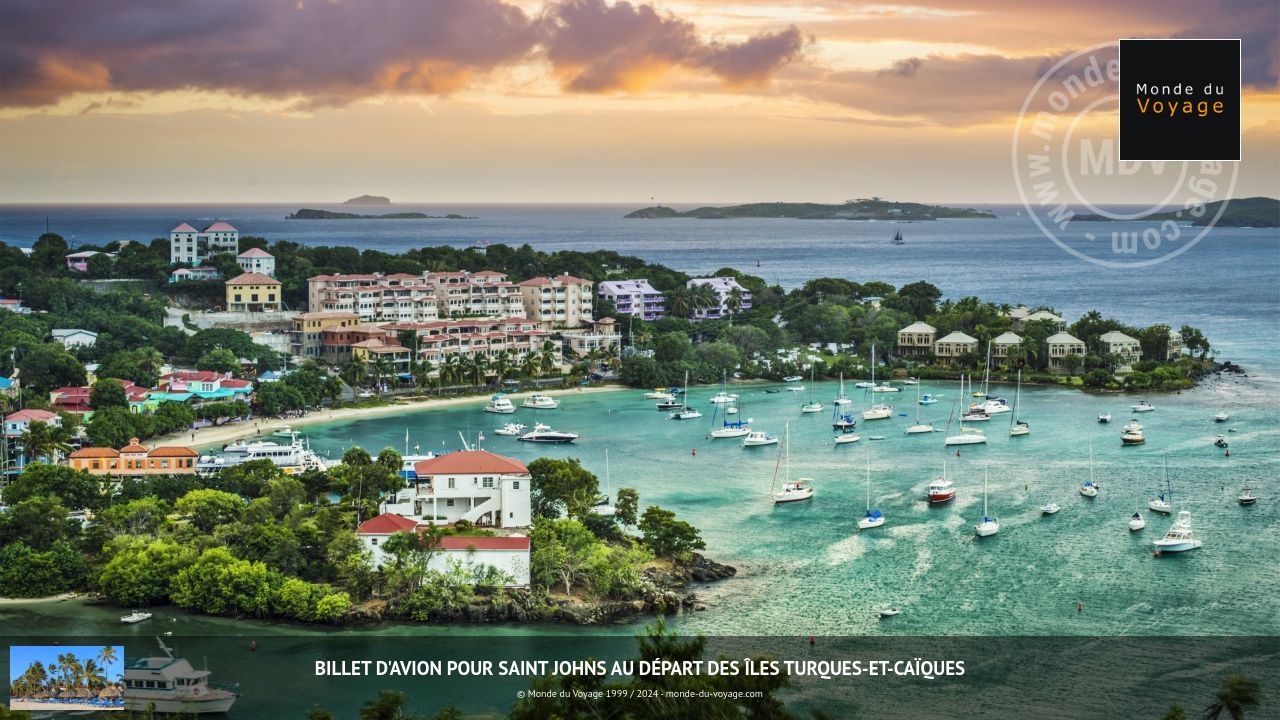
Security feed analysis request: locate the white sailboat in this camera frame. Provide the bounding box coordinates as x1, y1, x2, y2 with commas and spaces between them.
975, 466, 999, 537
669, 371, 702, 420
1008, 369, 1029, 436
771, 421, 814, 503
708, 396, 751, 438
944, 375, 986, 446
862, 343, 894, 420
709, 370, 739, 404
1149, 456, 1174, 513
1080, 439, 1098, 497
834, 373, 852, 406
1129, 512, 1145, 531
800, 365, 824, 413
973, 342, 991, 398
905, 381, 933, 434
857, 449, 885, 529
592, 449, 617, 516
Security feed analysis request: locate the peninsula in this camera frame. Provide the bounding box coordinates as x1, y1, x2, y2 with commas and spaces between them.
625, 199, 994, 220
1073, 197, 1278, 227
287, 208, 475, 220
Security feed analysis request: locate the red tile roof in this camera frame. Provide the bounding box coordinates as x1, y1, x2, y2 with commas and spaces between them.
171, 223, 197, 233
438, 536, 530, 551
70, 447, 119, 459
204, 221, 237, 232
6, 409, 59, 423
237, 248, 272, 258
413, 450, 529, 477
357, 513, 421, 535
226, 272, 281, 286
149, 446, 199, 458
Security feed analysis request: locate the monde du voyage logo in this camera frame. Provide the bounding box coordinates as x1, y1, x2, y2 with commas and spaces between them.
1013, 40, 1241, 269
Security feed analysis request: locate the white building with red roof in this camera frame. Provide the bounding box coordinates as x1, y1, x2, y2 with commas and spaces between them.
236, 247, 275, 277
4, 408, 62, 438
170, 221, 240, 265
356, 512, 531, 586
380, 450, 532, 529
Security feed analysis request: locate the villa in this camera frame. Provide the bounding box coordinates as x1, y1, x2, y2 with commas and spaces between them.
4, 409, 62, 437
168, 266, 221, 283
1167, 329, 1184, 360
152, 370, 253, 403
51, 380, 150, 415
561, 317, 622, 358
68, 438, 198, 477
991, 331, 1024, 359
896, 321, 937, 357
1046, 332, 1087, 372
225, 272, 282, 313
934, 330, 979, 359
236, 248, 276, 277
1015, 310, 1066, 332
356, 513, 531, 587
170, 221, 239, 266
380, 450, 532, 528
686, 277, 752, 321
598, 279, 665, 321
1099, 330, 1143, 367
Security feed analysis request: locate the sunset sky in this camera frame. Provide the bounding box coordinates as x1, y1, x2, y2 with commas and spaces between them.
1, 0, 1276, 204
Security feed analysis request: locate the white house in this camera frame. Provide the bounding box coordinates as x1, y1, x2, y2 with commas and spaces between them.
561, 317, 622, 358
52, 328, 98, 349
236, 248, 276, 277
1166, 329, 1184, 360
686, 277, 752, 320
170, 221, 239, 265
934, 331, 979, 359
1046, 332, 1087, 371
1016, 310, 1066, 332
1099, 331, 1143, 366
991, 331, 1023, 358
356, 513, 531, 587
381, 450, 532, 528
4, 409, 62, 438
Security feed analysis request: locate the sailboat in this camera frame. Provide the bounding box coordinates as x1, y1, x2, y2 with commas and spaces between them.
833, 373, 852, 406
1008, 369, 1029, 436
592, 449, 617, 516
800, 365, 824, 413
707, 397, 751, 439
669, 371, 702, 420
862, 344, 894, 420
891, 230, 905, 245
975, 466, 999, 537
1148, 456, 1174, 513
905, 381, 934, 434
857, 450, 885, 529
1129, 512, 1145, 531
771, 421, 814, 503
1080, 439, 1099, 497
709, 370, 738, 405
972, 342, 991, 398
944, 375, 987, 446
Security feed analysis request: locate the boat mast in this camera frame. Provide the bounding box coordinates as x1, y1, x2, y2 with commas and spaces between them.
982, 466, 989, 519
1089, 438, 1095, 484
865, 448, 871, 511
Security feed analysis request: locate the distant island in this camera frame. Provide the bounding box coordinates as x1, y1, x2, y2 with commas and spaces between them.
342, 194, 392, 206
1073, 197, 1278, 227
287, 208, 476, 220
625, 199, 995, 221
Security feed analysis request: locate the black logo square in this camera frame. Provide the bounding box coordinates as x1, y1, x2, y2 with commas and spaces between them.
1119, 39, 1240, 161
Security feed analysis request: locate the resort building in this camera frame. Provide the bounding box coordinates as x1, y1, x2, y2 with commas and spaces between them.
686, 277, 752, 320
1167, 330, 1184, 360
4, 409, 62, 438
349, 338, 413, 376
991, 332, 1024, 359
598, 279, 665, 321
934, 331, 979, 359
307, 273, 441, 324
67, 439, 198, 477
51, 328, 98, 349
168, 267, 221, 283
518, 275, 594, 328
170, 221, 239, 266
561, 317, 622, 358
356, 513, 530, 587
236, 248, 276, 277
380, 450, 532, 528
1099, 331, 1143, 366
1046, 332, 1087, 371
382, 317, 561, 376
431, 270, 525, 318
65, 250, 112, 272
290, 311, 361, 359
896, 322, 937, 357
225, 272, 282, 312
1015, 310, 1066, 332
319, 323, 399, 365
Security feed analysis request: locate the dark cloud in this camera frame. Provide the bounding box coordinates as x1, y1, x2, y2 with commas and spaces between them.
0, 0, 803, 107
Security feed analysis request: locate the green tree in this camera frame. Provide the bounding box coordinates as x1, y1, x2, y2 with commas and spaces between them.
85, 406, 137, 448
97, 538, 196, 606
32, 232, 70, 273
528, 457, 600, 520
18, 344, 86, 393
197, 347, 240, 375
614, 487, 640, 530
175, 488, 245, 532
89, 378, 129, 409
1204, 675, 1261, 720
639, 505, 705, 559
652, 331, 692, 365
3, 463, 102, 511
528, 517, 605, 596
0, 540, 86, 598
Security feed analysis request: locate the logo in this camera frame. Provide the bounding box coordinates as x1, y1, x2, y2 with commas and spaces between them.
1013, 42, 1238, 268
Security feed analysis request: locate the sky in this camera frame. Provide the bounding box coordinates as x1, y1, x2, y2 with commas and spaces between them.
0, 0, 1276, 204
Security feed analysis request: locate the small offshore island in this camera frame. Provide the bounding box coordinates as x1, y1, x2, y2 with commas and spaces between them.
1074, 196, 1279, 227
625, 198, 995, 220
287, 208, 475, 220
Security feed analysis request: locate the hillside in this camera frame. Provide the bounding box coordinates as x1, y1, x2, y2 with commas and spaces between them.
625, 199, 994, 221
1074, 197, 1278, 227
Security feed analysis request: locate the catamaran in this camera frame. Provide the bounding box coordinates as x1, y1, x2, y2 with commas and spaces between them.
771, 421, 814, 503
905, 381, 934, 434
857, 449, 885, 529
975, 466, 999, 537
1153, 511, 1202, 553
1008, 369, 1029, 436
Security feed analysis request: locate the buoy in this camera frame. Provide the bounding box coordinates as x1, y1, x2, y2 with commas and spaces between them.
809, 636, 816, 647
249, 640, 257, 652
956, 449, 961, 457
1225, 449, 1230, 457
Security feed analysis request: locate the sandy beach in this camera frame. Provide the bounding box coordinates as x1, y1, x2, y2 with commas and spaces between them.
0, 592, 80, 605
9, 700, 122, 711
152, 384, 628, 450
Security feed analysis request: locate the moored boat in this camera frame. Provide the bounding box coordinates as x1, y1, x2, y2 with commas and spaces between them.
1152, 511, 1202, 553
1129, 512, 1146, 531
120, 610, 152, 624
483, 394, 516, 414
522, 394, 559, 409
517, 423, 578, 443
123, 638, 239, 714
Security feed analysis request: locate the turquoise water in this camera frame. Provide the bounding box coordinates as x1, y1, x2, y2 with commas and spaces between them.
295, 376, 1278, 637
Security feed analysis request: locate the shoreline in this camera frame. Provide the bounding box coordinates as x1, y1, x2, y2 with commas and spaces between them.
153, 384, 629, 449
0, 592, 80, 605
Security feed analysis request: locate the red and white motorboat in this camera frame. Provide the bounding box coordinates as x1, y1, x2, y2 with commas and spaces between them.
928, 474, 956, 503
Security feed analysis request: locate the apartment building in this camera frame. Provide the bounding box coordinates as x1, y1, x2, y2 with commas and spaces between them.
307, 273, 440, 323
517, 274, 594, 328
598, 279, 665, 321
290, 311, 361, 358
225, 273, 282, 312
170, 221, 239, 265
687, 277, 752, 320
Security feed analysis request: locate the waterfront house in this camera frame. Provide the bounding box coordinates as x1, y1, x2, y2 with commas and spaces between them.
991, 331, 1024, 359
168, 266, 221, 283
518, 275, 594, 328
349, 338, 413, 376
1046, 332, 1087, 372
68, 438, 198, 478
561, 317, 622, 358
380, 450, 532, 528
51, 328, 98, 349
236, 248, 276, 277
1015, 310, 1066, 332
357, 513, 530, 587
170, 221, 239, 266
934, 331, 979, 360
152, 370, 253, 403
686, 277, 752, 320
598, 279, 665, 321
1099, 330, 1143, 367
1166, 329, 1184, 360
225, 272, 282, 312
896, 321, 937, 357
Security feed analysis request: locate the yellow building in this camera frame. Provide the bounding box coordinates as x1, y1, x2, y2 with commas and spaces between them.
226, 272, 282, 312
68, 438, 198, 477
290, 311, 360, 358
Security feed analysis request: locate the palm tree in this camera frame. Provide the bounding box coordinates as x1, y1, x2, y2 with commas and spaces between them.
97, 646, 117, 669
373, 355, 394, 393
470, 353, 489, 387
1204, 675, 1261, 720
81, 659, 107, 691
725, 287, 744, 318
20, 421, 72, 463
490, 349, 513, 384
665, 287, 693, 319
688, 283, 719, 318
340, 358, 368, 388
539, 341, 559, 377
519, 350, 539, 379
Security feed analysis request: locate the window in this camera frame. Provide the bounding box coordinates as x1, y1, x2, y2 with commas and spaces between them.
446, 499, 454, 507
234, 294, 242, 302
371, 538, 378, 546
512, 481, 520, 490
482, 477, 494, 488
447, 478, 456, 489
